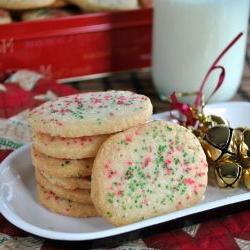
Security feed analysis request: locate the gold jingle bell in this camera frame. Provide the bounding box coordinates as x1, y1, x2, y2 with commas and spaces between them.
195, 114, 229, 137
239, 129, 250, 189
235, 127, 246, 133
215, 158, 243, 188
202, 126, 241, 162
205, 114, 229, 128
243, 169, 250, 189
239, 129, 250, 167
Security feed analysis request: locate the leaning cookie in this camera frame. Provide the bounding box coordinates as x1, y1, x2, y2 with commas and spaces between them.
28, 91, 152, 137
22, 8, 72, 21
36, 170, 92, 204
37, 185, 98, 217
91, 120, 208, 226
31, 147, 93, 178
40, 170, 91, 190
0, 0, 55, 10
0, 9, 12, 24
33, 132, 109, 159
68, 0, 138, 12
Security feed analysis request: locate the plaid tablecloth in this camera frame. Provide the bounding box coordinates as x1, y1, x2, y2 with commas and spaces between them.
1, 76, 250, 250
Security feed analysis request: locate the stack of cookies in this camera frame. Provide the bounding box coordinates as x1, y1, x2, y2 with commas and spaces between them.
31, 134, 107, 217
28, 90, 153, 218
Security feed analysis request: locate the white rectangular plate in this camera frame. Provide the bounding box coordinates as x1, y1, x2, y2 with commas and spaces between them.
0, 102, 249, 241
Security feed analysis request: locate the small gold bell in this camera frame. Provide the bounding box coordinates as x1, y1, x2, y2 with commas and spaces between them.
202, 126, 240, 162
206, 115, 229, 128
201, 139, 222, 163
195, 114, 229, 136
235, 127, 246, 133
238, 129, 250, 189
239, 129, 250, 167
215, 159, 243, 188
243, 168, 250, 189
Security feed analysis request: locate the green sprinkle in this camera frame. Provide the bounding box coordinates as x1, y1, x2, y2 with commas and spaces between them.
166, 126, 173, 131
106, 211, 112, 217
174, 158, 180, 165
107, 192, 115, 204
119, 139, 128, 145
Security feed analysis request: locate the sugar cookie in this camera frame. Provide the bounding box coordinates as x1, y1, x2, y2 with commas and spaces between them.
22, 8, 72, 21
31, 147, 93, 178
91, 120, 208, 226
40, 170, 91, 190
33, 132, 108, 159
36, 170, 92, 204
37, 185, 98, 218
68, 0, 138, 12
0, 0, 55, 10
28, 91, 153, 137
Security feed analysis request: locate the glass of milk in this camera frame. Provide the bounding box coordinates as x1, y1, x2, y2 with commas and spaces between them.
152, 0, 250, 102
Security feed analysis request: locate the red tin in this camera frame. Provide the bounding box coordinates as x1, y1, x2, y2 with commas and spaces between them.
0, 8, 152, 81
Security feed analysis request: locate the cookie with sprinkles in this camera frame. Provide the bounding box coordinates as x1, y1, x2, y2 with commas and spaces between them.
36, 170, 92, 204
33, 132, 109, 159
68, 0, 138, 12
31, 147, 93, 178
21, 8, 72, 21
0, 0, 55, 10
28, 91, 153, 137
40, 170, 91, 190
91, 120, 208, 226
37, 185, 98, 218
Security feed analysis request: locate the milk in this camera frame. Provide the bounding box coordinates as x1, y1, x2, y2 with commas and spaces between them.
152, 0, 250, 102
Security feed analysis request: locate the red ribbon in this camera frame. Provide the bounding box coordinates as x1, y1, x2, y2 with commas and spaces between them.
170, 92, 195, 126
195, 32, 243, 107
170, 32, 244, 126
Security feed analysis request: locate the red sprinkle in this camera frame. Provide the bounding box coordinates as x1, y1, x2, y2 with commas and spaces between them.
142, 157, 151, 168
116, 190, 123, 197
184, 178, 195, 185
166, 167, 172, 175
125, 135, 133, 143
165, 159, 172, 165
135, 129, 140, 136
127, 161, 133, 166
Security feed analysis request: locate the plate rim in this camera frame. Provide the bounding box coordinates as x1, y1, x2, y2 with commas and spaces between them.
1, 102, 250, 241
204, 101, 250, 110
